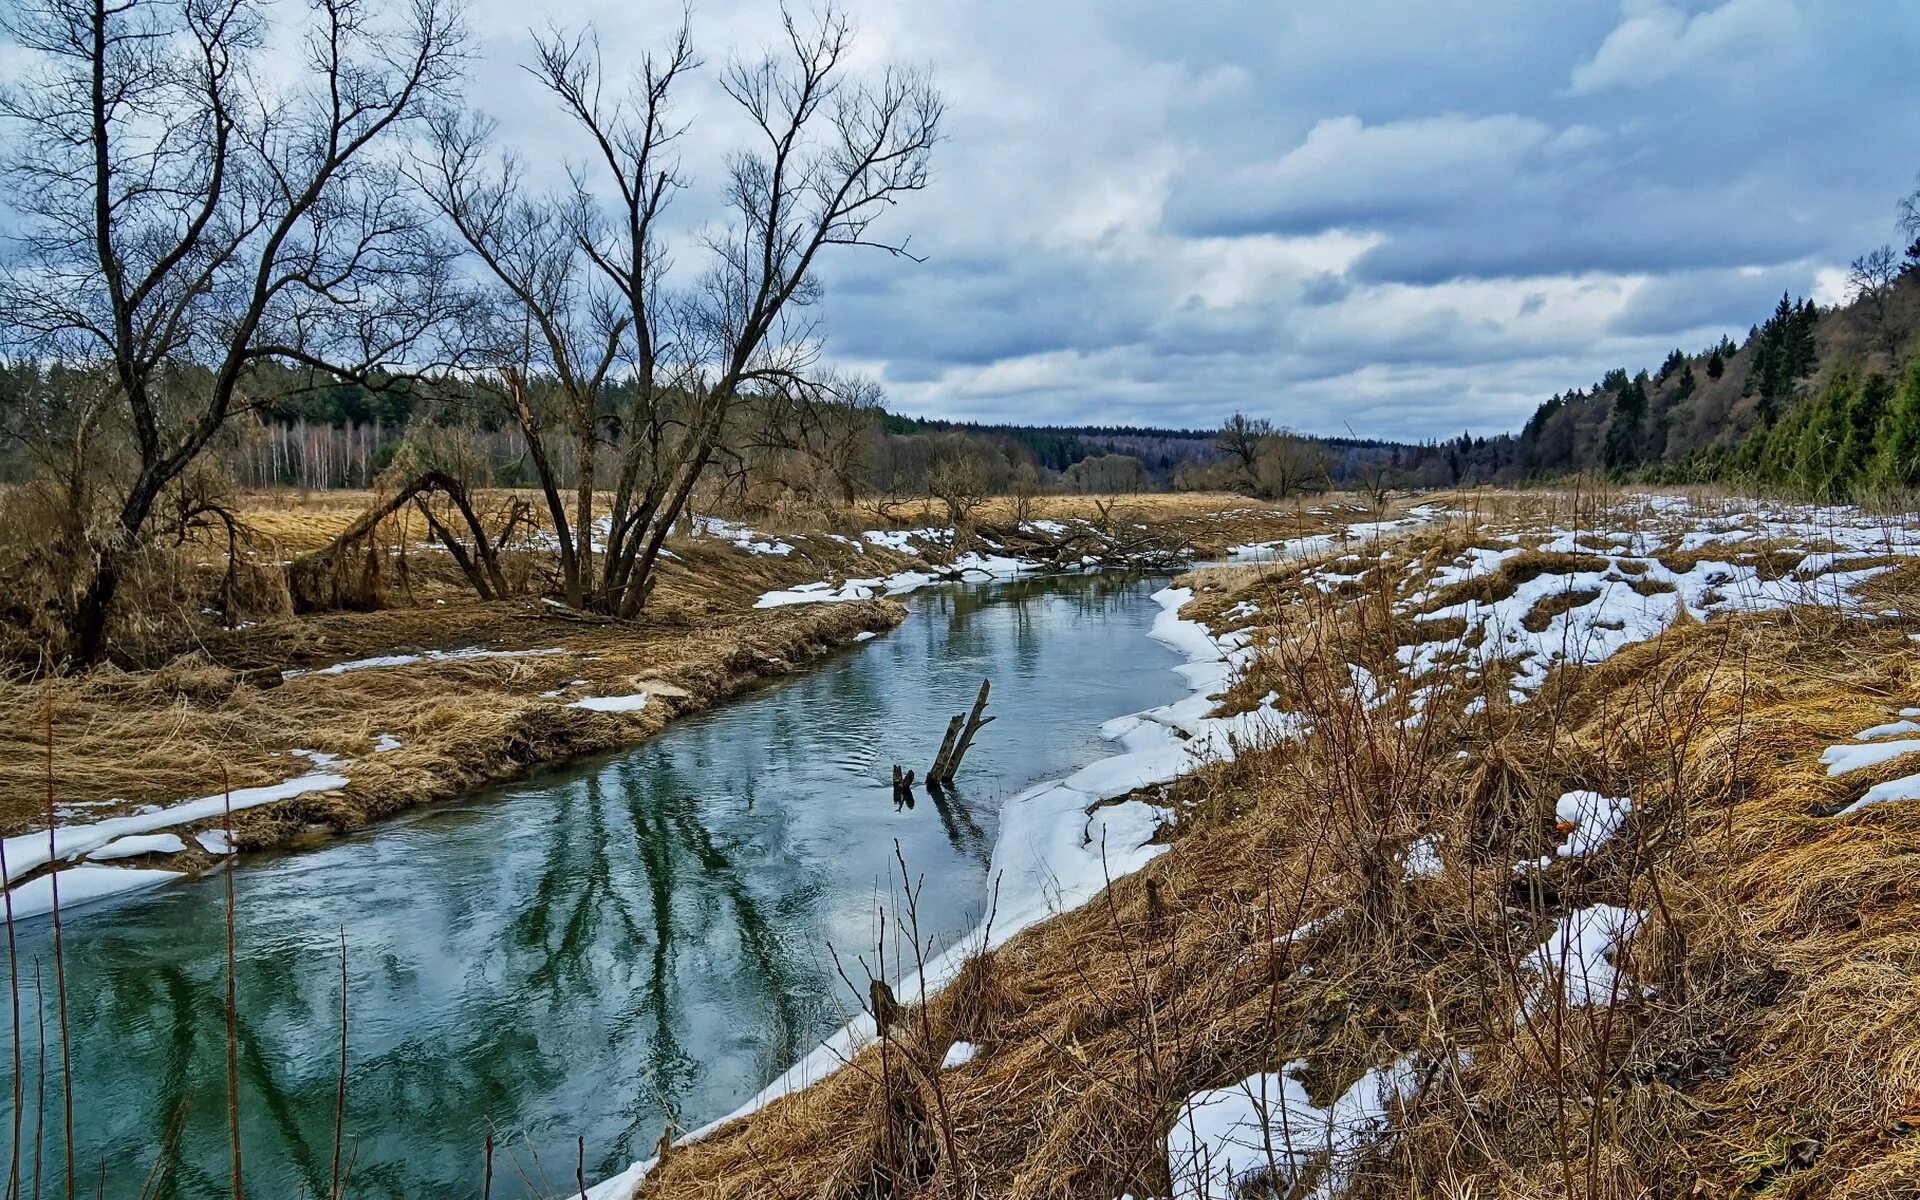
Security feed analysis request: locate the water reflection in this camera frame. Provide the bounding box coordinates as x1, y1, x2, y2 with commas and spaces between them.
2, 572, 1185, 1198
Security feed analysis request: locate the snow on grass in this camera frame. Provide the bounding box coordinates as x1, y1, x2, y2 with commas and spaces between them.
692, 515, 794, 556
1821, 738, 1920, 777
569, 693, 650, 714
5, 867, 184, 921
1, 765, 349, 881
1168, 1057, 1423, 1200
853, 630, 878, 642
372, 733, 403, 752
196, 830, 232, 855
1376, 494, 1920, 700
284, 646, 562, 678
863, 528, 945, 552
1522, 904, 1644, 1015
1838, 771, 1920, 815
1855, 719, 1920, 740
85, 834, 186, 861
1402, 835, 1443, 880
1553, 790, 1632, 858
754, 543, 1040, 609
941, 1041, 979, 1069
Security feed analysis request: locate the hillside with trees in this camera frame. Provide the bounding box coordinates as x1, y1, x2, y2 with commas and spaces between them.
1515, 188, 1920, 497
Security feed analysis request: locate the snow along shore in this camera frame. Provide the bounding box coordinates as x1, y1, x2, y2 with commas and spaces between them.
1, 758, 349, 920
585, 582, 1302, 1198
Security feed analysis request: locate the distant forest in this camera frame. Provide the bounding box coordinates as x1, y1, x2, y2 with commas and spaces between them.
21, 230, 1914, 503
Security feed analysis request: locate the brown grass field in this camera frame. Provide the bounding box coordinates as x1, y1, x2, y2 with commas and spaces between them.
620, 488, 1920, 1200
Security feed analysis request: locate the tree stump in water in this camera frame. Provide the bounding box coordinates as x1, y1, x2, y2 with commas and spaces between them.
928, 679, 994, 787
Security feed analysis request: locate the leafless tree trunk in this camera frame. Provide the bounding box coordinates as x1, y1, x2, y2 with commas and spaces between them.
0, 0, 466, 663
429, 6, 940, 618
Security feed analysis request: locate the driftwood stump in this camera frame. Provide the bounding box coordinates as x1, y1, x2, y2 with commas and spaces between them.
928, 679, 994, 787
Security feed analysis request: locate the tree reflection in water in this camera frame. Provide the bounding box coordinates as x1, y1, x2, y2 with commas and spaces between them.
1, 571, 1187, 1198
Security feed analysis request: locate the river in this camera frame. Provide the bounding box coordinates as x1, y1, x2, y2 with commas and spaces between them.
1, 570, 1189, 1199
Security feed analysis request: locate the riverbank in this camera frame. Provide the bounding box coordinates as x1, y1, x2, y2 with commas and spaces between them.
0, 490, 1378, 916
617, 488, 1920, 1200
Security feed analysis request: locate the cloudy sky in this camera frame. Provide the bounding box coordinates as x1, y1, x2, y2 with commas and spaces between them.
103, 1, 1920, 439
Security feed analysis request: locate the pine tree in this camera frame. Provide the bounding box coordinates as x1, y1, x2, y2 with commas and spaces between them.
1707, 350, 1725, 380
1792, 369, 1855, 498
1603, 375, 1648, 470
1870, 357, 1920, 491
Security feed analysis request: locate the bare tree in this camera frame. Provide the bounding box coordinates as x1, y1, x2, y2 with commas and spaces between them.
433, 8, 940, 618
415, 109, 628, 607
1007, 460, 1042, 526
747, 371, 885, 508
1215, 411, 1273, 489
1256, 431, 1332, 499
926, 435, 998, 548
0, 0, 466, 663
1848, 245, 1905, 363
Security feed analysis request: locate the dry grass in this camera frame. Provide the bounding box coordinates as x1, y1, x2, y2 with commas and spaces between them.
627, 498, 1920, 1200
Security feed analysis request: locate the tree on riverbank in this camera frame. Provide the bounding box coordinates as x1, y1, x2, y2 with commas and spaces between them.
0, 0, 467, 664
416, 8, 941, 618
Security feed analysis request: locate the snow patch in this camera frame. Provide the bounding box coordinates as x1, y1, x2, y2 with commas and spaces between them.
85, 834, 186, 861
569, 693, 651, 714
1, 768, 348, 882
1821, 738, 1920, 777
1522, 904, 1644, 1015
941, 1042, 979, 1070
1168, 1057, 1424, 1200
284, 646, 561, 678
1553, 791, 1632, 858
5, 867, 183, 921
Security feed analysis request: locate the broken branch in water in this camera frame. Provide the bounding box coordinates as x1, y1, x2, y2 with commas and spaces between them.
928, 679, 994, 787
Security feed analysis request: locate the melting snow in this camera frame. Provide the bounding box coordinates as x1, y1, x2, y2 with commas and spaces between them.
1522, 904, 1644, 1014
1168, 1058, 1424, 1200
285, 646, 561, 678
1402, 835, 1443, 880
1821, 738, 1920, 777
941, 1041, 979, 1069
1854, 719, 1920, 740
85, 834, 186, 861
569, 693, 651, 714
692, 516, 794, 556
5, 867, 183, 921
1553, 791, 1632, 858
1838, 771, 1920, 815
1, 767, 348, 881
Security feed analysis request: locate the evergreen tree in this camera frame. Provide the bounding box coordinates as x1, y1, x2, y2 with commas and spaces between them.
1603, 375, 1648, 470
1869, 357, 1920, 491
1707, 349, 1725, 380
1839, 371, 1894, 492
1791, 369, 1855, 498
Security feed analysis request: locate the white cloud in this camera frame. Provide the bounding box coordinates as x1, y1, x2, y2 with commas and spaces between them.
1568, 0, 1804, 96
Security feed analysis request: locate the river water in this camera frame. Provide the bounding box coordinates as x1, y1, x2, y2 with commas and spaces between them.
1, 571, 1188, 1199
